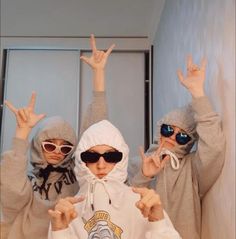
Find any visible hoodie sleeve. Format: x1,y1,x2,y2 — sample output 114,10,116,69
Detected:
191,96,226,197
0,137,32,219
49,228,76,239
79,91,108,135
145,211,182,239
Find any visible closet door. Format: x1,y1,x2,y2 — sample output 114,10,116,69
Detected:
1,49,80,152
80,52,145,157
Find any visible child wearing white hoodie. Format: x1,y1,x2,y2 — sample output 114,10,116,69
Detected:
48,120,181,239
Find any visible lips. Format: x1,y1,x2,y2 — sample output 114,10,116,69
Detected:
97,174,107,178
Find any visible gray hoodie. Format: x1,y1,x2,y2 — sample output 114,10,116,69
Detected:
0,92,107,239
130,96,226,239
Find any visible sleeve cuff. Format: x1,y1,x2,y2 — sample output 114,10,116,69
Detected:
191,96,214,116
51,228,70,239
93,91,106,100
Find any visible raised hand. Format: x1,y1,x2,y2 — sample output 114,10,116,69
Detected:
177,55,207,98
48,196,85,231
80,34,115,70
140,142,170,178
132,187,164,222
5,92,46,139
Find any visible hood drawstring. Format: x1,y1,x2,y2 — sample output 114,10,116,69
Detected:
159,148,179,212
81,178,113,218
160,148,180,170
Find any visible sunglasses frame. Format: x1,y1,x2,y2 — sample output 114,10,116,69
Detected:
160,124,191,145
80,151,123,164
41,141,74,155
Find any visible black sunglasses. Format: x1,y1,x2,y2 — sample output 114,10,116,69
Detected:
81,151,123,164
160,124,191,145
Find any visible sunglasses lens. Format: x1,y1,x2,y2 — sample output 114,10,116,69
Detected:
43,143,56,152
160,124,174,137
80,151,123,163
61,146,73,155
103,152,123,163
176,133,191,145
81,152,100,163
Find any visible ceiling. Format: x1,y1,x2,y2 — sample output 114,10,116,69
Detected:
1,0,165,41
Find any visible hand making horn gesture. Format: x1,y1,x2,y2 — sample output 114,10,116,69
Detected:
133,187,164,222
4,92,46,139
139,142,170,178
48,196,85,231
177,55,207,98
80,34,115,70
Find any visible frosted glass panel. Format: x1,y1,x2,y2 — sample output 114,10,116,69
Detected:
1,49,80,152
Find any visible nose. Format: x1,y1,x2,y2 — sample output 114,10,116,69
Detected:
97,157,106,169
170,131,176,140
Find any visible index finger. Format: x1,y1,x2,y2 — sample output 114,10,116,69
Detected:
187,55,193,70
4,100,17,114
139,146,146,161
132,187,149,197
28,92,36,111
65,196,85,204
90,34,97,52
155,141,165,156
200,58,207,71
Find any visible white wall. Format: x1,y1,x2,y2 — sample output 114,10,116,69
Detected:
152,0,235,238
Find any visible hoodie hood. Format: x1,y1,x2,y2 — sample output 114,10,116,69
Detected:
74,120,129,213
74,120,129,185
30,116,77,171
155,104,198,158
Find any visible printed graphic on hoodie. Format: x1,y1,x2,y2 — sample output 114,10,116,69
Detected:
84,210,123,239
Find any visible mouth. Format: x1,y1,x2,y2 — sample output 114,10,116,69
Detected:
97,174,107,179
163,139,176,147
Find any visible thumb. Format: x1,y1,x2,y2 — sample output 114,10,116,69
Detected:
38,113,46,121
48,209,62,219
80,56,90,65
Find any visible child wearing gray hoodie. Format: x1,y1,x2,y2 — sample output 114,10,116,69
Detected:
129,56,226,239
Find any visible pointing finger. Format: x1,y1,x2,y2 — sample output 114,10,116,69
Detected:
156,141,165,156
139,146,146,161
200,58,207,71
132,187,149,197
65,196,85,205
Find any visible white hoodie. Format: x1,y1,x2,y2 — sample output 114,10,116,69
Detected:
49,120,181,239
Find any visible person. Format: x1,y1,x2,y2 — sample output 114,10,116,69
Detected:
129,56,226,239
48,120,181,239
0,34,113,239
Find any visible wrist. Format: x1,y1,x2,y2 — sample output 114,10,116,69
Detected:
191,89,205,98
93,69,105,92
15,127,31,140
52,225,68,231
